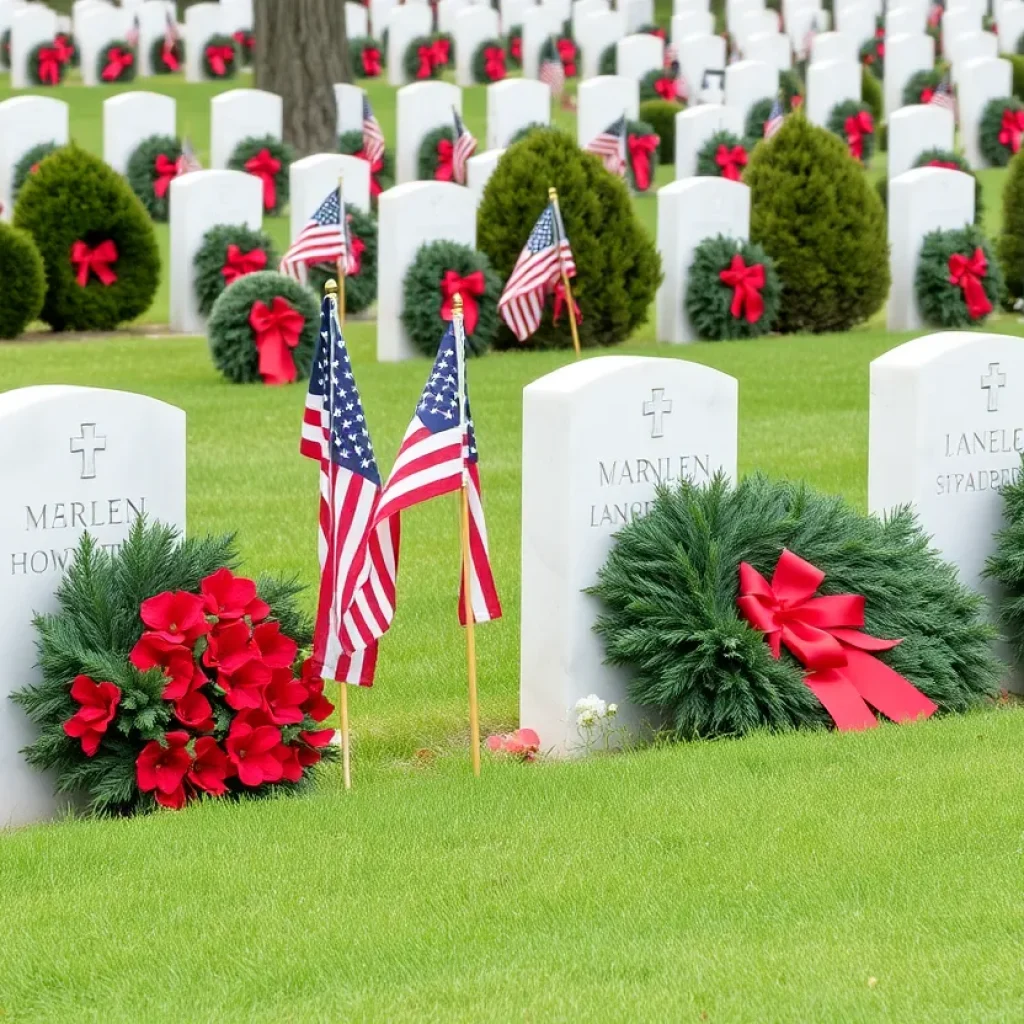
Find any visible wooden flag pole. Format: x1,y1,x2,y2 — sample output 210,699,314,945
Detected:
453,293,481,777
336,177,347,330
547,186,581,360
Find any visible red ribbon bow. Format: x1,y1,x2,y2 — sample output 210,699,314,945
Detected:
71,240,118,287
416,43,436,78
791,94,803,109
928,158,959,169
651,27,666,40
999,108,1024,153
843,110,873,161
232,30,254,51
153,153,180,198
628,133,659,191
557,37,576,76
161,41,181,71
221,244,267,285
346,230,366,276
948,248,992,320
435,137,454,181
52,35,74,65
718,254,765,323
484,46,506,81
37,47,62,84
355,147,384,196
653,76,678,101
248,296,304,386
510,36,522,61
432,37,450,66
737,549,937,731
921,86,935,103
361,46,382,76
101,46,133,81
715,143,747,181
244,148,281,211
552,280,582,325
440,269,485,335
206,44,235,76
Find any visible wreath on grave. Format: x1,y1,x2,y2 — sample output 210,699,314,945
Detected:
193,223,279,318
507,25,522,68
472,38,507,83
986,464,1024,668
684,234,781,340
0,28,9,70
599,44,616,76
27,40,67,86
304,204,378,315
404,34,445,80
400,239,501,357
150,35,185,74
207,270,319,385
624,120,660,192
859,36,884,78
202,33,239,79
875,149,985,227
0,221,46,340
979,97,1024,167
826,99,875,164
640,99,682,164
640,67,681,103
10,520,336,815
418,124,467,182
696,130,749,181
902,67,944,106
350,35,384,77
338,130,394,204
538,33,577,78
12,142,61,206
97,39,136,83
914,225,1003,328
227,135,294,216
126,135,190,222
592,473,1002,741
232,28,255,65
744,98,774,149
53,31,78,68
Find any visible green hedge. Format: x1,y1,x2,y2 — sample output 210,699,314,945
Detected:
0,222,46,339
639,99,683,165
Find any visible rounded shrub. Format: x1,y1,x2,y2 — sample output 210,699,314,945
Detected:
97,39,136,83
149,36,184,74
350,35,384,77
193,223,279,317
478,126,662,349
14,144,159,332
999,148,1024,302
207,270,319,385
227,135,294,216
639,99,682,165
916,225,1003,328
339,131,394,203
508,122,549,146
12,142,61,204
745,112,889,333
125,134,185,222
0,222,46,339
306,205,378,315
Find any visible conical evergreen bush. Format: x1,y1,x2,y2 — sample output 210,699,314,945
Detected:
998,148,1024,304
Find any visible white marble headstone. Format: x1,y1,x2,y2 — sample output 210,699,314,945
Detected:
9,3,58,90
136,1,177,77
674,103,744,178
885,6,924,37
466,147,505,203
572,0,610,34
887,104,955,181
0,96,69,221
743,31,792,72
209,89,283,170
883,33,935,117
835,1,876,47
77,3,131,86
951,32,998,84
103,92,176,176
725,59,777,124
396,81,463,184
959,56,1013,168
734,9,778,47
334,83,365,138
454,4,500,86
810,29,855,64
500,0,533,32
289,154,371,243
387,3,432,86
369,0,396,35
219,0,252,36
678,33,726,101
806,57,861,127
578,10,627,79
183,1,222,82
577,76,640,147
521,4,561,79
999,3,1024,56
671,10,714,41
616,33,664,82
346,1,369,38
487,79,551,149
621,0,654,32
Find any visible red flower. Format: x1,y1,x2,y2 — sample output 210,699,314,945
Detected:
273,744,305,782
486,728,541,761
188,737,232,796
136,731,192,808
140,590,209,645
174,690,215,732
63,675,121,757
300,728,335,748
263,668,309,725
221,658,272,711
299,658,335,721
201,567,259,620
204,619,257,673
253,621,298,669
226,720,284,786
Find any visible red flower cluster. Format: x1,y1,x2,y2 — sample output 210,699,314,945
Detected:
486,728,541,762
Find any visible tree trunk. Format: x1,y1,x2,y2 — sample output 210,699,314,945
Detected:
253,0,351,156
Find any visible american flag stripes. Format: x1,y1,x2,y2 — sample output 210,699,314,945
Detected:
126,14,140,48
175,136,202,175
764,95,785,138
539,44,565,100
279,186,348,284
451,107,477,187
163,11,181,56
498,202,577,342
930,73,955,115
362,95,386,167
584,114,627,176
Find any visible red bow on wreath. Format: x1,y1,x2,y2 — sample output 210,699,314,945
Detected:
737,549,938,731
948,248,992,320
715,143,747,181
650,27,666,40
628,133,659,191
791,94,803,109
416,43,436,78
440,269,485,335
510,36,522,61
355,147,384,197
435,137,455,181
843,110,873,161
206,44,235,75
928,158,960,169
71,240,118,287
221,244,267,285
361,46,382,76
347,233,366,276
244,148,281,211
654,76,678,101
161,41,181,71
718,254,765,323
556,38,576,76
152,154,180,198
101,46,133,81
921,86,935,103
999,108,1024,154
552,281,582,325
249,296,304,386
37,47,62,84
52,35,74,65
484,46,506,81
432,37,450,66
232,30,254,51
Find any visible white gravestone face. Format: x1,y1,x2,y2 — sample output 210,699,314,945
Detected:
656,177,751,344
943,8,981,50
209,89,283,171
370,0,396,35
387,4,433,86
674,0,710,15
577,76,640,147
396,81,463,184
103,92,176,176
346,1,369,38
883,33,935,117
735,9,778,47
0,97,68,223
999,4,1024,58
520,356,739,755
578,10,627,79
724,59,778,123
9,4,58,90
887,167,974,332
487,79,551,149
168,169,263,335
77,4,131,86
622,0,655,32
572,0,609,34
219,0,253,36
0,386,186,829
810,30,855,64
334,82,364,138
136,1,177,78
679,33,726,102
289,154,371,244
672,11,714,42
674,102,743,178
835,2,875,47
466,148,504,204
522,5,561,79
454,5,500,86
951,32,998,84
959,56,1012,168
437,0,468,33
616,33,664,82
727,0,763,31
887,104,954,181
806,57,860,127
743,31,793,72
183,2,222,82
500,0,534,33
787,6,827,53
885,6,923,37
377,181,476,362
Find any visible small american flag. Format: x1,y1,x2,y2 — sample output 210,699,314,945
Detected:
764,95,785,138
498,202,576,342
301,294,386,686
452,107,477,187
163,11,180,53
280,186,347,284
930,73,955,115
175,136,202,175
539,41,565,101
801,17,818,61
584,113,627,177
362,94,386,167
126,14,140,48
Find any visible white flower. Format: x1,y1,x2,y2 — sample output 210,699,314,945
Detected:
607,703,618,718
577,709,597,727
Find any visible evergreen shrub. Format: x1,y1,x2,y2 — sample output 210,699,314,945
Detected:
999,147,1024,302
0,222,46,339
12,142,60,204
639,99,683,164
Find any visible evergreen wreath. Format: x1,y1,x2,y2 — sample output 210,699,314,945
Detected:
418,124,457,181
538,34,577,78
0,28,9,70
227,135,294,216
53,31,78,67
0,221,46,340
599,44,616,76
305,204,378,315
507,25,522,68
780,68,804,110
590,473,1002,741
150,36,185,75
471,37,507,83
27,40,67,86
640,67,682,103
12,142,60,206
744,98,773,149
10,521,336,815
638,23,668,40
400,239,501,357
207,270,319,385
97,39,136,83
193,223,279,317
684,234,781,340
435,32,454,67
625,119,660,193
404,34,443,80
979,96,1024,167
914,225,1003,328
985,458,1024,667
338,130,394,204
696,130,748,180
231,28,255,65
125,134,184,222
350,35,384,77
201,33,238,79
826,99,876,165
859,35,883,78
902,67,943,106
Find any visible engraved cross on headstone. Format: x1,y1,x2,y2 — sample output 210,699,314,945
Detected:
981,362,1007,413
70,423,107,480
642,388,673,438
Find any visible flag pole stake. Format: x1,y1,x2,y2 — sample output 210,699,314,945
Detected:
548,186,581,360
453,292,482,777
325,277,352,791
336,177,347,329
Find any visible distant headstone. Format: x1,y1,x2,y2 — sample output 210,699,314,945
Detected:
724,59,777,123
787,5,828,54
346,1,369,38
678,33,726,101
77,2,131,86
577,75,639,147
883,32,934,117
209,88,283,170
671,10,714,42
578,10,627,79
572,0,609,35
616,33,664,82
835,1,875,47
9,3,58,90
621,0,654,32
521,4,561,79
520,356,738,754
500,0,533,33
674,0,710,14
887,104,954,181
136,1,178,78
396,80,463,184
103,92,176,176
810,29,855,64
466,147,504,203
334,82,364,137
0,385,186,829
959,56,1012,168
387,3,433,86
289,154,371,243
454,5,500,86
734,9,778,47
806,57,860,127
369,0,396,35
183,1,222,82
218,0,252,36
437,0,467,32
998,4,1024,59
0,96,69,222
743,30,792,72
942,7,981,50
487,79,551,149
885,6,923,37
950,31,998,83
674,103,743,178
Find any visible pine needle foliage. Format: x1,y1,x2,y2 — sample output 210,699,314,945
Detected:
979,97,1024,168
915,225,1003,328
590,474,1002,741
999,147,1024,302
639,99,682,164
12,142,60,203
0,221,46,339
985,456,1024,666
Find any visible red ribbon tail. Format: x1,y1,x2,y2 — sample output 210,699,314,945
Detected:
804,669,879,731
257,339,295,386
842,648,937,724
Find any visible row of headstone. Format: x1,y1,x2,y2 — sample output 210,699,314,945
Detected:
0,95,69,221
